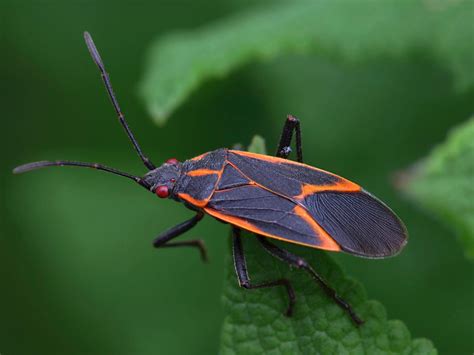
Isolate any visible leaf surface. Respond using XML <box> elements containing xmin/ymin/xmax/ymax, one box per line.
<box><xmin>401</xmin><ymin>118</ymin><xmax>474</xmax><ymax>259</ymax></box>
<box><xmin>140</xmin><ymin>1</ymin><xmax>473</xmax><ymax>124</ymax></box>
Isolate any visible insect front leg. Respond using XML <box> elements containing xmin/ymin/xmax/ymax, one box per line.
<box><xmin>256</xmin><ymin>236</ymin><xmax>364</xmax><ymax>326</ymax></box>
<box><xmin>275</xmin><ymin>114</ymin><xmax>303</xmax><ymax>162</ymax></box>
<box><xmin>153</xmin><ymin>212</ymin><xmax>208</xmax><ymax>262</ymax></box>
<box><xmin>232</xmin><ymin>227</ymin><xmax>296</xmax><ymax>316</ymax></box>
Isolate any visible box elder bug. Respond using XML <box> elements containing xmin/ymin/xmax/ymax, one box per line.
<box><xmin>14</xmin><ymin>32</ymin><xmax>408</xmax><ymax>326</ymax></box>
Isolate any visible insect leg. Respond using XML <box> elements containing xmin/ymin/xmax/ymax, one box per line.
<box><xmin>153</xmin><ymin>212</ymin><xmax>208</xmax><ymax>262</ymax></box>
<box><xmin>232</xmin><ymin>227</ymin><xmax>296</xmax><ymax>316</ymax></box>
<box><xmin>257</xmin><ymin>236</ymin><xmax>364</xmax><ymax>326</ymax></box>
<box><xmin>275</xmin><ymin>114</ymin><xmax>303</xmax><ymax>162</ymax></box>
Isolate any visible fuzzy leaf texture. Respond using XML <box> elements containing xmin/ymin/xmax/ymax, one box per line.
<box><xmin>219</xmin><ymin>137</ymin><xmax>436</xmax><ymax>354</ymax></box>
<box><xmin>140</xmin><ymin>0</ymin><xmax>473</xmax><ymax>124</ymax></box>
<box><xmin>401</xmin><ymin>118</ymin><xmax>474</xmax><ymax>260</ymax></box>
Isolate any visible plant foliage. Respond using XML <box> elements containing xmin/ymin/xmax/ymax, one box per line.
<box><xmin>140</xmin><ymin>0</ymin><xmax>473</xmax><ymax>124</ymax></box>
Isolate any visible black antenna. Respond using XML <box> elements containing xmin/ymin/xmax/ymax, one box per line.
<box><xmin>83</xmin><ymin>31</ymin><xmax>156</xmax><ymax>171</ymax></box>
<box><xmin>13</xmin><ymin>161</ymin><xmax>150</xmax><ymax>189</ymax></box>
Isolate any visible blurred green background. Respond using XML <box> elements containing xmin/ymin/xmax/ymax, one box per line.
<box><xmin>1</xmin><ymin>1</ymin><xmax>473</xmax><ymax>354</ymax></box>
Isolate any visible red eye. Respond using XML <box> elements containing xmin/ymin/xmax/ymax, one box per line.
<box><xmin>166</xmin><ymin>158</ymin><xmax>179</xmax><ymax>165</ymax></box>
<box><xmin>155</xmin><ymin>185</ymin><xmax>169</xmax><ymax>198</ymax></box>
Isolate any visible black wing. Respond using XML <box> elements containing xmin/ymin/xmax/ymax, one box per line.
<box><xmin>206</xmin><ymin>164</ymin><xmax>340</xmax><ymax>251</ymax></box>
<box><xmin>225</xmin><ymin>150</ymin><xmax>408</xmax><ymax>257</ymax></box>
<box><xmin>302</xmin><ymin>190</ymin><xmax>408</xmax><ymax>257</ymax></box>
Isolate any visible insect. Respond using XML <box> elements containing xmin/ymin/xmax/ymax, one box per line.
<box><xmin>14</xmin><ymin>32</ymin><xmax>408</xmax><ymax>326</ymax></box>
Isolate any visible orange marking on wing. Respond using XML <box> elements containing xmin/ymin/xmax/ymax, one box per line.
<box><xmin>292</xmin><ymin>205</ymin><xmax>340</xmax><ymax>251</ymax></box>
<box><xmin>187</xmin><ymin>169</ymin><xmax>219</xmax><ymax>177</ymax></box>
<box><xmin>178</xmin><ymin>193</ymin><xmax>208</xmax><ymax>208</ymax></box>
<box><xmin>190</xmin><ymin>152</ymin><xmax>208</xmax><ymax>161</ymax></box>
<box><xmin>230</xmin><ymin>149</ymin><xmax>355</xmax><ymax>179</ymax></box>
<box><xmin>230</xmin><ymin>150</ymin><xmax>361</xmax><ymax>197</ymax></box>
<box><xmin>204</xmin><ymin>207</ymin><xmax>341</xmax><ymax>252</ymax></box>
<box><xmin>230</xmin><ymin>150</ymin><xmax>298</xmax><ymax>164</ymax></box>
<box><xmin>295</xmin><ymin>180</ymin><xmax>360</xmax><ymax>199</ymax></box>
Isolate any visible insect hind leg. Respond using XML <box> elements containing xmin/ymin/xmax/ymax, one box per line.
<box><xmin>232</xmin><ymin>227</ymin><xmax>296</xmax><ymax>316</ymax></box>
<box><xmin>275</xmin><ymin>114</ymin><xmax>303</xmax><ymax>162</ymax></box>
<box><xmin>256</xmin><ymin>236</ymin><xmax>364</xmax><ymax>326</ymax></box>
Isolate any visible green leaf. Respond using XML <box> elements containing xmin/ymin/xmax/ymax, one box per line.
<box><xmin>219</xmin><ymin>139</ymin><xmax>436</xmax><ymax>354</ymax></box>
<box><xmin>401</xmin><ymin>118</ymin><xmax>474</xmax><ymax>260</ymax></box>
<box><xmin>220</xmin><ymin>238</ymin><xmax>436</xmax><ymax>354</ymax></box>
<box><xmin>139</xmin><ymin>0</ymin><xmax>473</xmax><ymax>124</ymax></box>
<box><xmin>247</xmin><ymin>135</ymin><xmax>267</xmax><ymax>155</ymax></box>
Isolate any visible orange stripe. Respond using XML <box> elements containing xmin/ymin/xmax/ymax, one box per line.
<box><xmin>230</xmin><ymin>150</ymin><xmax>360</xmax><ymax>197</ymax></box>
<box><xmin>178</xmin><ymin>193</ymin><xmax>208</xmax><ymax>208</ymax></box>
<box><xmin>295</xmin><ymin>180</ymin><xmax>360</xmax><ymax>199</ymax></box>
<box><xmin>292</xmin><ymin>205</ymin><xmax>340</xmax><ymax>251</ymax></box>
<box><xmin>230</xmin><ymin>149</ymin><xmax>359</xmax><ymax>182</ymax></box>
<box><xmin>187</xmin><ymin>169</ymin><xmax>219</xmax><ymax>177</ymax></box>
<box><xmin>179</xmin><ymin>164</ymin><xmax>226</xmax><ymax>207</ymax></box>
<box><xmin>230</xmin><ymin>150</ymin><xmax>296</xmax><ymax>164</ymax></box>
<box><xmin>204</xmin><ymin>207</ymin><xmax>341</xmax><ymax>252</ymax></box>
<box><xmin>229</xmin><ymin>150</ymin><xmax>324</xmax><ymax>172</ymax></box>
<box><xmin>190</xmin><ymin>152</ymin><xmax>208</xmax><ymax>161</ymax></box>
